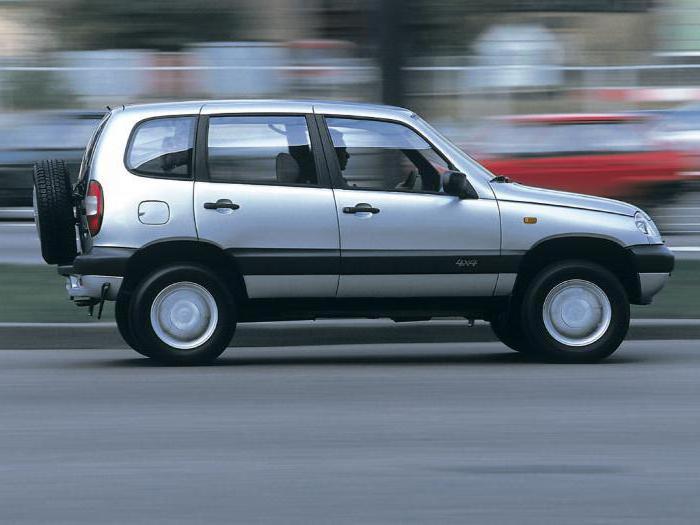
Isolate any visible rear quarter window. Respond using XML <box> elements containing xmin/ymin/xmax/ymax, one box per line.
<box><xmin>126</xmin><ymin>116</ymin><xmax>196</xmax><ymax>178</ymax></box>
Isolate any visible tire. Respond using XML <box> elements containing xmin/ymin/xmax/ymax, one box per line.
<box><xmin>32</xmin><ymin>159</ymin><xmax>77</xmax><ymax>264</ymax></box>
<box><xmin>520</xmin><ymin>261</ymin><xmax>630</xmax><ymax>363</ymax></box>
<box><xmin>489</xmin><ymin>310</ymin><xmax>527</xmax><ymax>353</ymax></box>
<box><xmin>115</xmin><ymin>293</ymin><xmax>152</xmax><ymax>358</ymax></box>
<box><xmin>128</xmin><ymin>264</ymin><xmax>237</xmax><ymax>365</ymax></box>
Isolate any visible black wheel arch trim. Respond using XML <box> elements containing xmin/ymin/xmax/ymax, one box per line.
<box><xmin>69</xmin><ymin>238</ymin><xmax>229</xmax><ymax>277</ymax></box>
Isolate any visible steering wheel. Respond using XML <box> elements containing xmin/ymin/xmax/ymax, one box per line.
<box><xmin>395</xmin><ymin>170</ymin><xmax>418</xmax><ymax>190</ymax></box>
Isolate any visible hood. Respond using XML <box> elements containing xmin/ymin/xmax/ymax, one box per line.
<box><xmin>489</xmin><ymin>182</ymin><xmax>638</xmax><ymax>217</ymax></box>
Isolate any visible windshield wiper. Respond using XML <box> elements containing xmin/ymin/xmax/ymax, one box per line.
<box><xmin>490</xmin><ymin>175</ymin><xmax>511</xmax><ymax>183</ymax></box>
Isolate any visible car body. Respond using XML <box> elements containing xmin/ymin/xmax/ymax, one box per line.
<box><xmin>465</xmin><ymin>113</ymin><xmax>690</xmax><ymax>207</ymax></box>
<box><xmin>645</xmin><ymin>103</ymin><xmax>700</xmax><ymax>154</ymax></box>
<box><xmin>0</xmin><ymin>110</ymin><xmax>104</xmax><ymax>207</ymax></box>
<box><xmin>34</xmin><ymin>100</ymin><xmax>674</xmax><ymax>364</ymax></box>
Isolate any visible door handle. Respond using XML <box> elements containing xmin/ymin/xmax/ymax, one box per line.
<box><xmin>343</xmin><ymin>203</ymin><xmax>380</xmax><ymax>214</ymax></box>
<box><xmin>203</xmin><ymin>199</ymin><xmax>240</xmax><ymax>211</ymax></box>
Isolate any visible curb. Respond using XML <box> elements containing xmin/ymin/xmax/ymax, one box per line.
<box><xmin>0</xmin><ymin>319</ymin><xmax>699</xmax><ymax>350</ymax></box>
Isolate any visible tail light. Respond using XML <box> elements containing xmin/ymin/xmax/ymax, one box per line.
<box><xmin>85</xmin><ymin>180</ymin><xmax>104</xmax><ymax>236</ymax></box>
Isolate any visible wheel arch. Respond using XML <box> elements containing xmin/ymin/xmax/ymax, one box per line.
<box><xmin>120</xmin><ymin>238</ymin><xmax>248</xmax><ymax>302</ymax></box>
<box><xmin>512</xmin><ymin>236</ymin><xmax>642</xmax><ymax>304</ymax></box>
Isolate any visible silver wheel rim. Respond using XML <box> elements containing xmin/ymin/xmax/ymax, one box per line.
<box><xmin>150</xmin><ymin>282</ymin><xmax>218</xmax><ymax>350</ymax></box>
<box><xmin>542</xmin><ymin>279</ymin><xmax>612</xmax><ymax>347</ymax></box>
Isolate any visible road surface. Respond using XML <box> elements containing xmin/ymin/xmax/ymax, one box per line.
<box><xmin>0</xmin><ymin>340</ymin><xmax>699</xmax><ymax>523</ymax></box>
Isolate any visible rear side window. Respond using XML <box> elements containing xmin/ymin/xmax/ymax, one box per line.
<box><xmin>206</xmin><ymin>115</ymin><xmax>318</xmax><ymax>186</ymax></box>
<box><xmin>126</xmin><ymin>116</ymin><xmax>196</xmax><ymax>178</ymax></box>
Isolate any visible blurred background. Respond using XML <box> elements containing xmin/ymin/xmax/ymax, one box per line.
<box><xmin>0</xmin><ymin>0</ymin><xmax>698</xmax><ymax>321</ymax></box>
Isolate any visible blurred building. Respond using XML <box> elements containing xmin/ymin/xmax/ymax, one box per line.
<box><xmin>658</xmin><ymin>0</ymin><xmax>700</xmax><ymax>57</ymax></box>
<box><xmin>0</xmin><ymin>0</ymin><xmax>699</xmax><ymax>114</ymax></box>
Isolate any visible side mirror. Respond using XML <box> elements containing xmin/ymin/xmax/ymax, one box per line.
<box><xmin>443</xmin><ymin>171</ymin><xmax>478</xmax><ymax>199</ymax></box>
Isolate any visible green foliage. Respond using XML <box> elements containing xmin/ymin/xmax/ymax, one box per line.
<box><xmin>49</xmin><ymin>0</ymin><xmax>245</xmax><ymax>51</ymax></box>
<box><xmin>2</xmin><ymin>70</ymin><xmax>72</xmax><ymax>110</ymax></box>
<box><xmin>0</xmin><ymin>264</ymin><xmax>114</xmax><ymax>322</ymax></box>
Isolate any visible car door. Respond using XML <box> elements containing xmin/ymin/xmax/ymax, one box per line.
<box><xmin>319</xmin><ymin>115</ymin><xmax>501</xmax><ymax>297</ymax></box>
<box><xmin>194</xmin><ymin>110</ymin><xmax>340</xmax><ymax>298</ymax></box>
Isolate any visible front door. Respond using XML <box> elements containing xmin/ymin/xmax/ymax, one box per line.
<box><xmin>194</xmin><ymin>113</ymin><xmax>339</xmax><ymax>298</ymax></box>
<box><xmin>321</xmin><ymin>116</ymin><xmax>501</xmax><ymax>297</ymax></box>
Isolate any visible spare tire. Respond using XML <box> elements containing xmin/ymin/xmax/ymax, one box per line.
<box><xmin>32</xmin><ymin>159</ymin><xmax>77</xmax><ymax>264</ymax></box>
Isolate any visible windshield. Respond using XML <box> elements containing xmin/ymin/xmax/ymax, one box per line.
<box><xmin>415</xmin><ymin>116</ymin><xmax>495</xmax><ymax>181</ymax></box>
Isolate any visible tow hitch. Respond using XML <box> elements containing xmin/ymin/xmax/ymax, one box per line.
<box><xmin>87</xmin><ymin>282</ymin><xmax>110</xmax><ymax>319</ymax></box>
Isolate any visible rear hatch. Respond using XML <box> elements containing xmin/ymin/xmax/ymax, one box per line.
<box><xmin>75</xmin><ymin>112</ymin><xmax>110</xmax><ymax>253</ymax></box>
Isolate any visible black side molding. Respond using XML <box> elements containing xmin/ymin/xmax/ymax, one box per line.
<box><xmin>71</xmin><ymin>247</ymin><xmax>136</xmax><ymax>277</ymax></box>
<box><xmin>628</xmin><ymin>244</ymin><xmax>675</xmax><ymax>274</ymax></box>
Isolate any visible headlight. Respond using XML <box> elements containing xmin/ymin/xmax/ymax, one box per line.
<box><xmin>635</xmin><ymin>211</ymin><xmax>661</xmax><ymax>239</ymax></box>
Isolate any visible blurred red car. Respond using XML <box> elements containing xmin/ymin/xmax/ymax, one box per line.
<box><xmin>466</xmin><ymin>113</ymin><xmax>690</xmax><ymax>206</ymax></box>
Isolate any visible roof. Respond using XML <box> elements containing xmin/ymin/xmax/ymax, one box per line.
<box><xmin>121</xmin><ymin>99</ymin><xmax>413</xmax><ymax>118</ymax></box>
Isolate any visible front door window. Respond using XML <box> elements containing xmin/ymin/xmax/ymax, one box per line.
<box><xmin>325</xmin><ymin>117</ymin><xmax>453</xmax><ymax>193</ymax></box>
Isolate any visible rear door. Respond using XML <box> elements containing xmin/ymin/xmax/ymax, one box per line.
<box><xmin>317</xmin><ymin>115</ymin><xmax>502</xmax><ymax>298</ymax></box>
<box><xmin>194</xmin><ymin>108</ymin><xmax>339</xmax><ymax>298</ymax></box>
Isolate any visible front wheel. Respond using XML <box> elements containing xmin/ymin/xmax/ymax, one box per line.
<box><xmin>520</xmin><ymin>261</ymin><xmax>630</xmax><ymax>363</ymax></box>
<box><xmin>489</xmin><ymin>310</ymin><xmax>528</xmax><ymax>354</ymax></box>
<box><xmin>128</xmin><ymin>265</ymin><xmax>237</xmax><ymax>365</ymax></box>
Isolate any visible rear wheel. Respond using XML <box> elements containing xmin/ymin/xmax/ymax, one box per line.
<box><xmin>128</xmin><ymin>265</ymin><xmax>236</xmax><ymax>365</ymax></box>
<box><xmin>32</xmin><ymin>159</ymin><xmax>77</xmax><ymax>264</ymax></box>
<box><xmin>520</xmin><ymin>261</ymin><xmax>630</xmax><ymax>363</ymax></box>
<box><xmin>115</xmin><ymin>293</ymin><xmax>152</xmax><ymax>358</ymax></box>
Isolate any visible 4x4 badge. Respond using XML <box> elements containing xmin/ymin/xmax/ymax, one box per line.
<box><xmin>455</xmin><ymin>258</ymin><xmax>478</xmax><ymax>269</ymax></box>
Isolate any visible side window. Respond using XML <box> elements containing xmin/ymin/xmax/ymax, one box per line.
<box><xmin>126</xmin><ymin>116</ymin><xmax>196</xmax><ymax>178</ymax></box>
<box><xmin>207</xmin><ymin>115</ymin><xmax>318</xmax><ymax>186</ymax></box>
<box><xmin>325</xmin><ymin>118</ymin><xmax>452</xmax><ymax>193</ymax></box>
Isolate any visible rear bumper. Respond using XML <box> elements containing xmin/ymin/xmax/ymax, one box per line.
<box><xmin>71</xmin><ymin>247</ymin><xmax>134</xmax><ymax>276</ymax></box>
<box><xmin>65</xmin><ymin>274</ymin><xmax>122</xmax><ymax>301</ymax></box>
<box><xmin>60</xmin><ymin>247</ymin><xmax>134</xmax><ymax>302</ymax></box>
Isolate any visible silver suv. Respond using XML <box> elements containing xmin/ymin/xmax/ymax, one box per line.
<box><xmin>32</xmin><ymin>100</ymin><xmax>674</xmax><ymax>364</ymax></box>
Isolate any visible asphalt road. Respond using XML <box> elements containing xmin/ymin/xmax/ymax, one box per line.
<box><xmin>1</xmin><ymin>340</ymin><xmax>699</xmax><ymax>524</ymax></box>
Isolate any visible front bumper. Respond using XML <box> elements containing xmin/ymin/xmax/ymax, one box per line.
<box><xmin>628</xmin><ymin>244</ymin><xmax>675</xmax><ymax>305</ymax></box>
<box><xmin>638</xmin><ymin>273</ymin><xmax>670</xmax><ymax>304</ymax></box>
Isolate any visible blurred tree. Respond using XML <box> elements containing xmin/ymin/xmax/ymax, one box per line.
<box><xmin>2</xmin><ymin>70</ymin><xmax>71</xmax><ymax>109</ymax></box>
<box><xmin>408</xmin><ymin>0</ymin><xmax>488</xmax><ymax>54</ymax></box>
<box><xmin>48</xmin><ymin>0</ymin><xmax>245</xmax><ymax>51</ymax></box>
<box><xmin>378</xmin><ymin>0</ymin><xmax>405</xmax><ymax>106</ymax></box>
<box><xmin>407</xmin><ymin>0</ymin><xmax>653</xmax><ymax>54</ymax></box>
